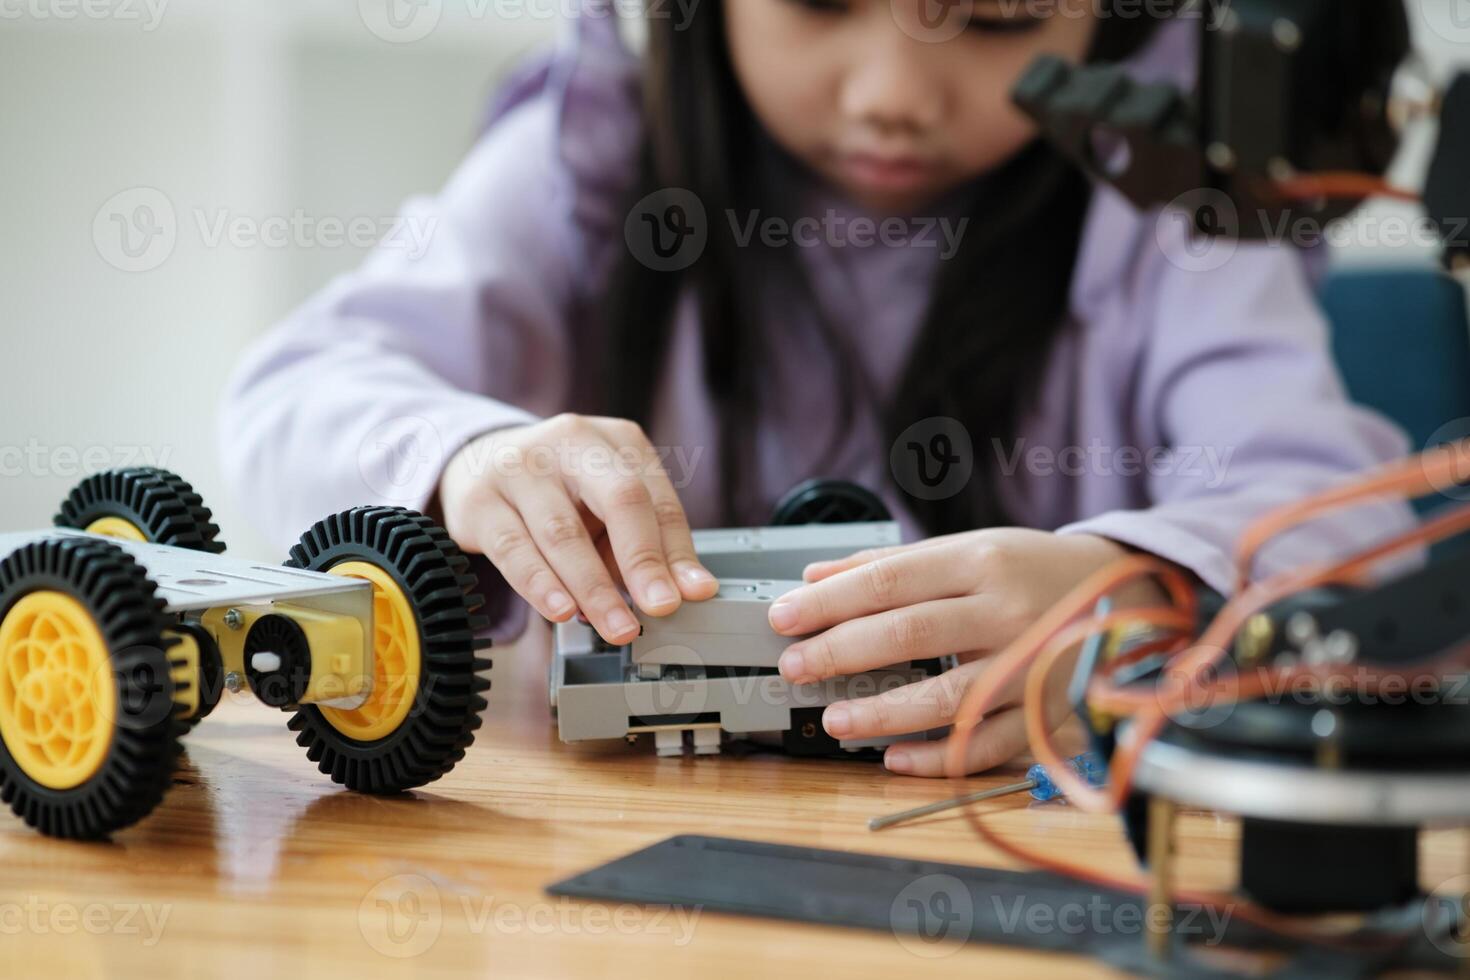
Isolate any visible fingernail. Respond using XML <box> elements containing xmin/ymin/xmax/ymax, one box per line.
<box><xmin>885</xmin><ymin>750</ymin><xmax>913</xmax><ymax>774</ymax></box>
<box><xmin>607</xmin><ymin>609</ymin><xmax>639</xmax><ymax>640</ymax></box>
<box><xmin>645</xmin><ymin>580</ymin><xmax>678</xmax><ymax>610</ymax></box>
<box><xmin>678</xmin><ymin>564</ymin><xmax>717</xmax><ymax>588</ymax></box>
<box><xmin>778</xmin><ymin>649</ymin><xmax>807</xmax><ymax>683</ymax></box>
<box><xmin>547</xmin><ymin>591</ymin><xmax>574</xmax><ymax>616</ymax></box>
<box><xmin>824</xmin><ymin>704</ymin><xmax>851</xmax><ymax>737</ymax></box>
<box><xmin>769</xmin><ymin>598</ymin><xmax>798</xmax><ymax>632</ymax></box>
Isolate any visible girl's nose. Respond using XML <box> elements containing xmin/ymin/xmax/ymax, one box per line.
<box><xmin>838</xmin><ymin>32</ymin><xmax>947</xmax><ymax>135</ymax></box>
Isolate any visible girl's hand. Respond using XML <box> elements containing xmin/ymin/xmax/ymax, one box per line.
<box><xmin>768</xmin><ymin>529</ymin><xmax>1159</xmax><ymax>776</ymax></box>
<box><xmin>438</xmin><ymin>414</ymin><xmax>719</xmax><ymax>645</ymax></box>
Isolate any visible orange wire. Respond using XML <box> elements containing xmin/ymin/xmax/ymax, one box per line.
<box><xmin>1234</xmin><ymin>438</ymin><xmax>1470</xmax><ymax>591</ymax></box>
<box><xmin>940</xmin><ymin>555</ymin><xmax>1197</xmax><ymax>780</ymax></box>
<box><xmin>942</xmin><ymin>443</ymin><xmax>1470</xmax><ymax>945</ymax></box>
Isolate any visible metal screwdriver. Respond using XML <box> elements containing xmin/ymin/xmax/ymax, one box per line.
<box><xmin>868</xmin><ymin>752</ymin><xmax>1105</xmax><ymax>832</ymax></box>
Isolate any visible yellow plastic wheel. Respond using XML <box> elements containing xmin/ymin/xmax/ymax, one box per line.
<box><xmin>318</xmin><ymin>561</ymin><xmax>422</xmax><ymax>742</ymax></box>
<box><xmin>0</xmin><ymin>591</ymin><xmax>116</xmax><ymax>791</ymax></box>
<box><xmin>83</xmin><ymin>517</ymin><xmax>147</xmax><ymax>542</ymax></box>
<box><xmin>285</xmin><ymin>507</ymin><xmax>487</xmax><ymax>795</ymax></box>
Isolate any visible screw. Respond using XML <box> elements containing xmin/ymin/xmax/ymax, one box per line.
<box><xmin>1272</xmin><ymin>18</ymin><xmax>1302</xmax><ymax>52</ymax></box>
<box><xmin>1267</xmin><ymin>157</ymin><xmax>1297</xmax><ymax>182</ymax></box>
<box><xmin>1206</xmin><ymin>142</ymin><xmax>1237</xmax><ymax>172</ymax></box>
<box><xmin>1322</xmin><ymin>630</ymin><xmax>1359</xmax><ymax>664</ymax></box>
<box><xmin>225</xmin><ymin>671</ymin><xmax>243</xmax><ymax>694</ymax></box>
<box><xmin>223</xmin><ymin>608</ymin><xmax>244</xmax><ymax>631</ymax></box>
<box><xmin>1285</xmin><ymin>611</ymin><xmax>1319</xmax><ymax>649</ymax></box>
<box><xmin>1235</xmin><ymin>613</ymin><xmax>1276</xmax><ymax>666</ymax></box>
<box><xmin>800</xmin><ymin>722</ymin><xmax>817</xmax><ymax>739</ymax></box>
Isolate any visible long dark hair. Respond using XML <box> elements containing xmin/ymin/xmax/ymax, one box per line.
<box><xmin>598</xmin><ymin>5</ymin><xmax>1167</xmax><ymax>532</ymax></box>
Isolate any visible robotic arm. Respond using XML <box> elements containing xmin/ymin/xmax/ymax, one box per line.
<box><xmin>1015</xmin><ymin>0</ymin><xmax>1470</xmax><ymax>268</ymax></box>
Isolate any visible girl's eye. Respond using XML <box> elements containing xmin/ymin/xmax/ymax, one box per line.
<box><xmin>967</xmin><ymin>3</ymin><xmax>1048</xmax><ymax>34</ymax></box>
<box><xmin>783</xmin><ymin>0</ymin><xmax>852</xmax><ymax>14</ymax></box>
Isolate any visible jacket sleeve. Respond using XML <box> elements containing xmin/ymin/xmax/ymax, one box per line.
<box><xmin>1057</xmin><ymin>234</ymin><xmax>1418</xmax><ymax>595</ymax></box>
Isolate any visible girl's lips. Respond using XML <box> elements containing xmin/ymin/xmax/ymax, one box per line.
<box><xmin>837</xmin><ymin>152</ymin><xmax>939</xmax><ymax>195</ymax></box>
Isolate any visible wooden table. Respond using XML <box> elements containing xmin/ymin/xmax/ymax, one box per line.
<box><xmin>1</xmin><ymin>622</ymin><xmax>1464</xmax><ymax>979</ymax></box>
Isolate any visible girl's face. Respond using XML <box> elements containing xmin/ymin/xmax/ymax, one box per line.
<box><xmin>723</xmin><ymin>0</ymin><xmax>1099</xmax><ymax>215</ymax></box>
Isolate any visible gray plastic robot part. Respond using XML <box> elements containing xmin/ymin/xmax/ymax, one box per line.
<box><xmin>549</xmin><ymin>522</ymin><xmax>947</xmax><ymax>756</ymax></box>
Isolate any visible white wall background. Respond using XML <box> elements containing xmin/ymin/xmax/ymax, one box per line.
<box><xmin>0</xmin><ymin>1</ymin><xmax>565</xmax><ymax>558</ymax></box>
<box><xmin>0</xmin><ymin>0</ymin><xmax>1467</xmax><ymax>560</ymax></box>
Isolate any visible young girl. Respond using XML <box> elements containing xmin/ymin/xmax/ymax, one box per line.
<box><xmin>221</xmin><ymin>0</ymin><xmax>1413</xmax><ymax>776</ymax></box>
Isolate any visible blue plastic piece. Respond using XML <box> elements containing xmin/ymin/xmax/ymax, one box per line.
<box><xmin>1027</xmin><ymin>752</ymin><xmax>1106</xmax><ymax>802</ymax></box>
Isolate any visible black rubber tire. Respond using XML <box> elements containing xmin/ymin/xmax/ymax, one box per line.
<box><xmin>771</xmin><ymin>479</ymin><xmax>892</xmax><ymax>525</ymax></box>
<box><xmin>55</xmin><ymin>467</ymin><xmax>225</xmax><ymax>553</ymax></box>
<box><xmin>0</xmin><ymin>537</ymin><xmax>182</xmax><ymax>839</ymax></box>
<box><xmin>284</xmin><ymin>507</ymin><xmax>491</xmax><ymax>794</ymax></box>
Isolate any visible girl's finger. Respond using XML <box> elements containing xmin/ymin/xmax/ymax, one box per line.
<box><xmin>474</xmin><ymin>498</ymin><xmax>579</xmax><ymax>623</ymax></box>
<box><xmin>819</xmin><ymin>659</ymin><xmax>983</xmax><ymax>741</ymax></box>
<box><xmin>568</xmin><ymin>437</ymin><xmax>683</xmax><ymax>618</ymax></box>
<box><xmin>597</xmin><ymin>420</ymin><xmax>717</xmax><ymax>601</ymax></box>
<box><xmin>506</xmin><ymin>479</ymin><xmax>642</xmax><ymax>645</ymax></box>
<box><xmin>593</xmin><ymin>531</ymin><xmax>626</xmax><ymax>592</ymax></box>
<box><xmin>802</xmin><ymin>533</ymin><xmax>962</xmax><ymax>583</ymax></box>
<box><xmin>881</xmin><ymin>707</ymin><xmax>1031</xmax><ymax>778</ymax></box>
<box><xmin>771</xmin><ymin>540</ymin><xmax>975</xmax><ymax>635</ymax></box>
<box><xmin>777</xmin><ymin>597</ymin><xmax>985</xmax><ymax>683</ymax></box>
